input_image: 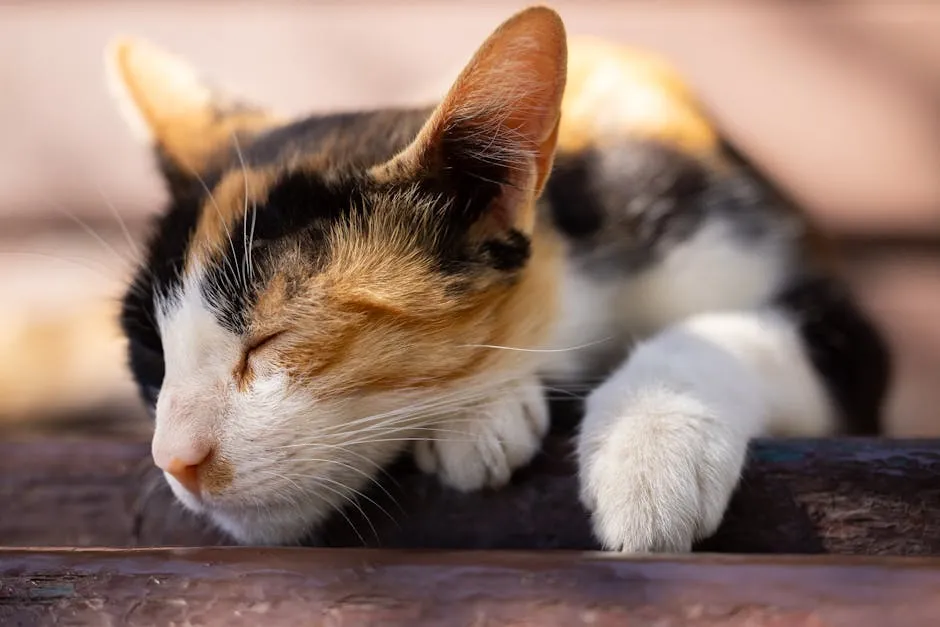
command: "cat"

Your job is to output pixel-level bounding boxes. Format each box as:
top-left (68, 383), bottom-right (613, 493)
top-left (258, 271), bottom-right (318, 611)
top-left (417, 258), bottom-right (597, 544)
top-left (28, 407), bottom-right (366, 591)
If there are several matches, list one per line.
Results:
top-left (108, 6), bottom-right (890, 551)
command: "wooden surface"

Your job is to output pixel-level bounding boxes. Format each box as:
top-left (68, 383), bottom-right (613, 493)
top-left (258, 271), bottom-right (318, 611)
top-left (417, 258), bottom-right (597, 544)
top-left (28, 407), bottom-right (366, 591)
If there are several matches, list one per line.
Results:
top-left (3, 436), bottom-right (940, 555)
top-left (3, 548), bottom-right (940, 626)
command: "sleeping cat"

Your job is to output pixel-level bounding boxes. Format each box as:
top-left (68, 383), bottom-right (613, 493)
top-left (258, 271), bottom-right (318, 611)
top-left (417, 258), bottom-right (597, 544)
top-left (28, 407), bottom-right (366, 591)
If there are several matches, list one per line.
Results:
top-left (109, 6), bottom-right (890, 551)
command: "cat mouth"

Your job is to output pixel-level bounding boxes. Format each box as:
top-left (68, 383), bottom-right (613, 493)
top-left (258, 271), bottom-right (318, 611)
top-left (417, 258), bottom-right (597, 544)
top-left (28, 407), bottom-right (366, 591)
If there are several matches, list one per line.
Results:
top-left (167, 481), bottom-right (295, 515)
top-left (163, 475), bottom-right (330, 544)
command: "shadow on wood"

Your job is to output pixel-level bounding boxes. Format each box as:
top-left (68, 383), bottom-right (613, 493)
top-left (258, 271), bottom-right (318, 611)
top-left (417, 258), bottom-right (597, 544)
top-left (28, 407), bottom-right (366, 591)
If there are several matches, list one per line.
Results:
top-left (2, 436), bottom-right (939, 554)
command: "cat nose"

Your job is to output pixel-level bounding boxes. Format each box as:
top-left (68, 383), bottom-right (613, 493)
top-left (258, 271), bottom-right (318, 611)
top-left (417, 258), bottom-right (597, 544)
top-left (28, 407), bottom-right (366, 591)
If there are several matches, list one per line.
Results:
top-left (152, 439), bottom-right (212, 496)
top-left (164, 456), bottom-right (206, 495)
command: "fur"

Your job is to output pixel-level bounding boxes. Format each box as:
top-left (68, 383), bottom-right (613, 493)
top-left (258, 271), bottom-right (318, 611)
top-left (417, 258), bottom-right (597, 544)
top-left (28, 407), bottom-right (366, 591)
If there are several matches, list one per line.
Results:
top-left (108, 6), bottom-right (891, 550)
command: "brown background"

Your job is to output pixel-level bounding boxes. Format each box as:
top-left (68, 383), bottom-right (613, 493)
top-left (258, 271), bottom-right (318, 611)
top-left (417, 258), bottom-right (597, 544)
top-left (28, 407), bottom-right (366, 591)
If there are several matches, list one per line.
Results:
top-left (1, 1), bottom-right (939, 435)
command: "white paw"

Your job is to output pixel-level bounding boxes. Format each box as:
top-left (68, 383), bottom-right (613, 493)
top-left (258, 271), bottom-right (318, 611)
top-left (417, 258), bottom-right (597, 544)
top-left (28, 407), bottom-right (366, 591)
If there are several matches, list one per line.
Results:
top-left (414, 377), bottom-right (549, 491)
top-left (578, 385), bottom-right (754, 553)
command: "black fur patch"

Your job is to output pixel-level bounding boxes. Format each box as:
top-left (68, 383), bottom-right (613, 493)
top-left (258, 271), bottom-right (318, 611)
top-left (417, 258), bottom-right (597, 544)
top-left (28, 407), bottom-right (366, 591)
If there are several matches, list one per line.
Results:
top-left (122, 106), bottom-right (541, 405)
top-left (775, 273), bottom-right (891, 435)
top-left (545, 142), bottom-right (711, 274)
top-left (201, 171), bottom-right (362, 334)
top-left (545, 140), bottom-right (798, 279)
top-left (545, 151), bottom-right (606, 238)
top-left (120, 174), bottom-right (210, 407)
top-left (415, 118), bottom-right (525, 275)
top-left (243, 108), bottom-right (433, 170)
top-left (480, 229), bottom-right (532, 272)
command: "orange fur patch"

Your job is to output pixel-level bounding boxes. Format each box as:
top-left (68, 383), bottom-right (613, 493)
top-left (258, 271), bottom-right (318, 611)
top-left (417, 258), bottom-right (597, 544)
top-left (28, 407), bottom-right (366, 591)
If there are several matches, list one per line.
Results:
top-left (252, 212), bottom-right (564, 400)
top-left (109, 37), bottom-right (281, 177)
top-left (559, 37), bottom-right (836, 267)
top-left (185, 166), bottom-right (279, 273)
top-left (560, 36), bottom-right (720, 160)
top-left (201, 452), bottom-right (236, 494)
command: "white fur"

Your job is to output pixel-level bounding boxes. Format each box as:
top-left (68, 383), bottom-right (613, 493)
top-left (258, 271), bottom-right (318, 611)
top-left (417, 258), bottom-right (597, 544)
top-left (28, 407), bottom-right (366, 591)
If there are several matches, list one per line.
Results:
top-left (152, 274), bottom-right (400, 543)
top-left (150, 199), bottom-right (836, 552)
top-left (577, 309), bottom-right (835, 551)
top-left (413, 375), bottom-right (549, 491)
top-left (621, 218), bottom-right (793, 332)
top-left (153, 274), bottom-right (342, 543)
top-left (543, 218), bottom-right (793, 382)
top-left (153, 270), bottom-right (548, 544)
top-left (539, 214), bottom-right (837, 552)
top-left (152, 275), bottom-right (238, 470)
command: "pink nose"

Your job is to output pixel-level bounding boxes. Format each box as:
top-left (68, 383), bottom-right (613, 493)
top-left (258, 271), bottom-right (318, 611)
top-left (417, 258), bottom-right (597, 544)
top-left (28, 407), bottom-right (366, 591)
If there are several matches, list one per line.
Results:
top-left (152, 439), bottom-right (212, 496)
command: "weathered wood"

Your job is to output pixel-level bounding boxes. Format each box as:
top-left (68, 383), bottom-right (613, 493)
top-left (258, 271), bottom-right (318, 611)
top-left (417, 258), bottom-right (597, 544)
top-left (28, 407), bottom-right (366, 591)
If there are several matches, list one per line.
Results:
top-left (2, 437), bottom-right (940, 554)
top-left (3, 548), bottom-right (940, 626)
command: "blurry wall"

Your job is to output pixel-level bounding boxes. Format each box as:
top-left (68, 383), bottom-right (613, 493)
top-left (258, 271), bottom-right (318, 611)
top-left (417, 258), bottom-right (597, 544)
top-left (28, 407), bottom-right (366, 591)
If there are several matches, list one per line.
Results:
top-left (0, 1), bottom-right (938, 435)
top-left (3, 1), bottom-right (939, 231)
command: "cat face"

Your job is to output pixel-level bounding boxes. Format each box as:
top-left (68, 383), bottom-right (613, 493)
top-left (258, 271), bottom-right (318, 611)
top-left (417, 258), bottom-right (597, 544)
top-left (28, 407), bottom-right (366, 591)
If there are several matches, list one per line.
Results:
top-left (111, 7), bottom-right (567, 543)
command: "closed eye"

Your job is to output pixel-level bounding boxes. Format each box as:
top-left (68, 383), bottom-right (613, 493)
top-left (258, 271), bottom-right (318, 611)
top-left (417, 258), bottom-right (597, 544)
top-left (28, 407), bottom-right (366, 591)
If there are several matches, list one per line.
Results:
top-left (235, 331), bottom-right (286, 384)
top-left (245, 331), bottom-right (286, 360)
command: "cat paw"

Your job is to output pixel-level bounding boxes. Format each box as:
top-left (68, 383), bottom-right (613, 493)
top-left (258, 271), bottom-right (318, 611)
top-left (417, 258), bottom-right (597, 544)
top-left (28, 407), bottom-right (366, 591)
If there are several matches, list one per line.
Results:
top-left (577, 385), bottom-right (752, 553)
top-left (414, 377), bottom-right (549, 491)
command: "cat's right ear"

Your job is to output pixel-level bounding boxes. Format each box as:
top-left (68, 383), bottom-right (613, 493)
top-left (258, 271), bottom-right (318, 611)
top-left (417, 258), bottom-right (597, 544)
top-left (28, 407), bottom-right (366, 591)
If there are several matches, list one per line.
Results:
top-left (106, 37), bottom-right (282, 193)
top-left (370, 6), bottom-right (567, 239)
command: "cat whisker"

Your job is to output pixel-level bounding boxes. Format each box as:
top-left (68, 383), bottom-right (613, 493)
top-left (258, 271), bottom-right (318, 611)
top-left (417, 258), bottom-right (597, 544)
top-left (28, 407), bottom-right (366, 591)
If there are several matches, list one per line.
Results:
top-left (542, 387), bottom-right (588, 401)
top-left (457, 336), bottom-right (613, 354)
top-left (0, 251), bottom-right (122, 284)
top-left (308, 383), bottom-right (501, 435)
top-left (254, 469), bottom-right (371, 546)
top-left (93, 181), bottom-right (142, 263)
top-left (130, 466), bottom-right (169, 545)
top-left (189, 164), bottom-right (243, 290)
top-left (279, 468), bottom-right (401, 530)
top-left (338, 423), bottom-right (484, 449)
top-left (341, 434), bottom-right (480, 448)
top-left (314, 390), bottom-right (503, 440)
top-left (288, 421), bottom-right (483, 448)
top-left (41, 198), bottom-right (137, 272)
top-left (310, 476), bottom-right (380, 544)
top-left (267, 440), bottom-right (400, 488)
top-left (230, 132), bottom-right (255, 288)
top-left (248, 198), bottom-right (259, 281)
top-left (274, 454), bottom-right (404, 518)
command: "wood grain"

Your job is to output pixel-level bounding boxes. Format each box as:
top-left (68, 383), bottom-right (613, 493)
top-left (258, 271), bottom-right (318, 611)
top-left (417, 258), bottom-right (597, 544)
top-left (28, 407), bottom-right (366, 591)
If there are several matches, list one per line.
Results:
top-left (3, 437), bottom-right (939, 555)
top-left (3, 548), bottom-right (940, 626)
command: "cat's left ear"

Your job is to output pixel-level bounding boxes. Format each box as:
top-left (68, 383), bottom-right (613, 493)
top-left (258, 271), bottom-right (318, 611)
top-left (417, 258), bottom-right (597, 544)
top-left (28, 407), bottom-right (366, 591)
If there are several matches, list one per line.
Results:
top-left (106, 37), bottom-right (281, 188)
top-left (371, 6), bottom-right (567, 237)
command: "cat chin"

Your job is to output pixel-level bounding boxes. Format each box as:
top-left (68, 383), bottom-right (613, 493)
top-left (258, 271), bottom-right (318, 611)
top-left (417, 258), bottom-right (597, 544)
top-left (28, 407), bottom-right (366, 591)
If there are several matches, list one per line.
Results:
top-left (207, 507), bottom-right (319, 546)
top-left (165, 474), bottom-right (323, 545)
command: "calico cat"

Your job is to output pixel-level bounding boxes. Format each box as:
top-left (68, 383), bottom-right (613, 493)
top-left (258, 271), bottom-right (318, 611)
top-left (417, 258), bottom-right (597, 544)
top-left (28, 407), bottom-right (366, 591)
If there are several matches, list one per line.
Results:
top-left (109, 6), bottom-right (890, 551)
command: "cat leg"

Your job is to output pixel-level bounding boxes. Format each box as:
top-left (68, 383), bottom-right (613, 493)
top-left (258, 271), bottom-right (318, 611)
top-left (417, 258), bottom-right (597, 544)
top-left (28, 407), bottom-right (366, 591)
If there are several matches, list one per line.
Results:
top-left (413, 376), bottom-right (549, 491)
top-left (577, 308), bottom-right (838, 552)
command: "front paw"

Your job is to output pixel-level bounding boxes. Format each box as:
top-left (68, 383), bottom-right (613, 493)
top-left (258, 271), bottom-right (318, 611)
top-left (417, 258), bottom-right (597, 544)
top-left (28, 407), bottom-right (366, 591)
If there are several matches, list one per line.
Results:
top-left (413, 377), bottom-right (549, 492)
top-left (578, 386), bottom-right (752, 552)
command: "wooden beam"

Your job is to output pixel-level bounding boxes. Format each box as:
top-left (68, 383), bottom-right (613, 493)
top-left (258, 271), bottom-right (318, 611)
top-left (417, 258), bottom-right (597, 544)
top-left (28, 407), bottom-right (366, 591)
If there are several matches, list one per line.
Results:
top-left (3, 437), bottom-right (940, 554)
top-left (3, 548), bottom-right (940, 626)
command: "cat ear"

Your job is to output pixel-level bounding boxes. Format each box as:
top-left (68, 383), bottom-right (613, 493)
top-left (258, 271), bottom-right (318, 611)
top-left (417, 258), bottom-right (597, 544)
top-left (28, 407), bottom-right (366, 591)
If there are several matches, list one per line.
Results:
top-left (371, 6), bottom-right (567, 236)
top-left (106, 37), bottom-right (281, 187)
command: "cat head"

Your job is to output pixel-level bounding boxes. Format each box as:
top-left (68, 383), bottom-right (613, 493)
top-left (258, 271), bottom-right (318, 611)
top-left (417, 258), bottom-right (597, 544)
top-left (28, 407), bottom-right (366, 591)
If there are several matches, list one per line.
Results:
top-left (109, 6), bottom-right (567, 544)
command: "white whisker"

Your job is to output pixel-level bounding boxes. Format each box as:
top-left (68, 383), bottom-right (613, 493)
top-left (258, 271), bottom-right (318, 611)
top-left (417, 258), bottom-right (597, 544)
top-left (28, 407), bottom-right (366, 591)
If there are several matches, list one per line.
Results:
top-left (93, 181), bottom-right (142, 263)
top-left (457, 337), bottom-right (612, 354)
top-left (231, 132), bottom-right (252, 288)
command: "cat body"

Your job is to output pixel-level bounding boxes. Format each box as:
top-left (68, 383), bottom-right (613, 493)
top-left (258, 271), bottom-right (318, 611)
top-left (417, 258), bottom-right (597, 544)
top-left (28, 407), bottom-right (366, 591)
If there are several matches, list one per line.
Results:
top-left (110, 7), bottom-right (889, 550)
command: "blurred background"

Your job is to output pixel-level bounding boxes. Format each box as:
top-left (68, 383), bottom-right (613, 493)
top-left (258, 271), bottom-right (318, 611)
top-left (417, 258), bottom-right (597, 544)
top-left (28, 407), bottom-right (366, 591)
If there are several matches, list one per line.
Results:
top-left (1, 0), bottom-right (939, 439)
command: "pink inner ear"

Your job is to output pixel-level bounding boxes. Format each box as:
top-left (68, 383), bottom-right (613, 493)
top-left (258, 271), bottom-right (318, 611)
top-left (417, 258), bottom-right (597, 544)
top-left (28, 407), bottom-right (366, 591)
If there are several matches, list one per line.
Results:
top-left (369, 7), bottom-right (567, 232)
top-left (438, 10), bottom-right (567, 156)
